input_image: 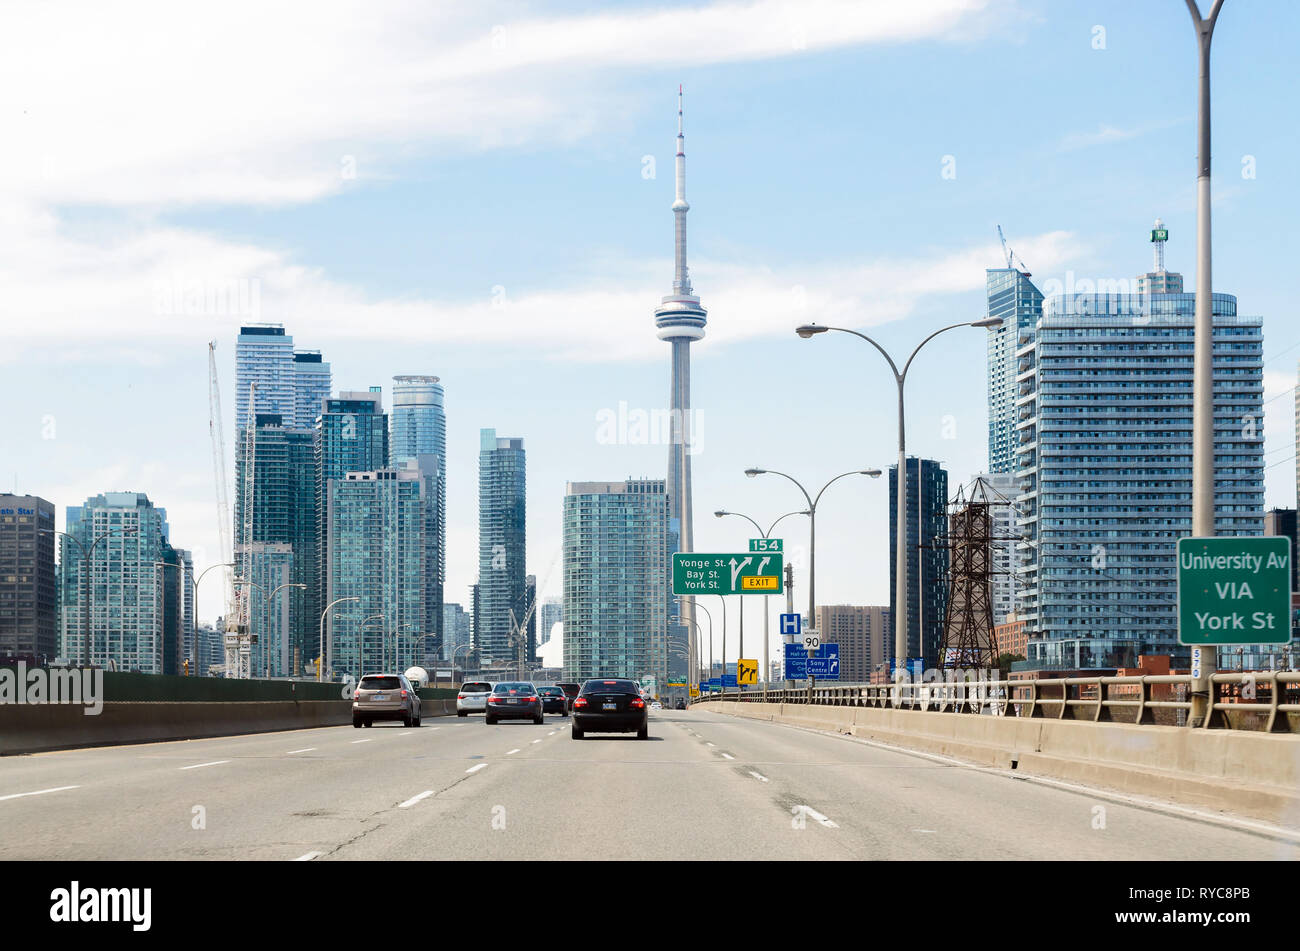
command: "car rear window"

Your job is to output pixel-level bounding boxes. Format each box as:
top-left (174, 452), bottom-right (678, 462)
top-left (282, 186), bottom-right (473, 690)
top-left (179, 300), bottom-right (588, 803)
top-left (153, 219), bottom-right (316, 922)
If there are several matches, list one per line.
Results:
top-left (580, 679), bottom-right (638, 695)
top-left (493, 682), bottom-right (533, 694)
top-left (460, 682), bottom-right (492, 693)
top-left (538, 687), bottom-right (562, 696)
top-left (360, 676), bottom-right (401, 690)
top-left (556, 683), bottom-right (580, 697)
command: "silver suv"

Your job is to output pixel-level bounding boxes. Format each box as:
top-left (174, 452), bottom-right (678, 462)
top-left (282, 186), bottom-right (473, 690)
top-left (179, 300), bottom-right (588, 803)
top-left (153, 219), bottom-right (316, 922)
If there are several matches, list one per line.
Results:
top-left (456, 681), bottom-right (494, 716)
top-left (353, 673), bottom-right (421, 728)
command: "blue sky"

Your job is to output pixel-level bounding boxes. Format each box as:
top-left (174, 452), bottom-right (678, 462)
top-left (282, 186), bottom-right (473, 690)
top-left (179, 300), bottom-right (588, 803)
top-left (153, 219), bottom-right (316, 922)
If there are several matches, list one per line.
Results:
top-left (2, 0), bottom-right (1297, 660)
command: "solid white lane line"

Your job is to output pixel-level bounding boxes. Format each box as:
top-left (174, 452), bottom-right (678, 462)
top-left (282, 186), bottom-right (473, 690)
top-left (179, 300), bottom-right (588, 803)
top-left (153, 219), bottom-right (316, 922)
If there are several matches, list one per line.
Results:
top-left (179, 760), bottom-right (230, 770)
top-left (293, 851), bottom-right (322, 861)
top-left (0, 785), bottom-right (80, 802)
top-left (721, 752), bottom-right (734, 760)
top-left (506, 748), bottom-right (520, 755)
top-left (466, 763), bottom-right (488, 774)
top-left (399, 791), bottom-right (434, 808)
top-left (351, 739), bottom-right (373, 744)
top-left (799, 806), bottom-right (838, 828)
top-left (286, 748), bottom-right (316, 755)
top-left (748, 771), bottom-right (769, 783)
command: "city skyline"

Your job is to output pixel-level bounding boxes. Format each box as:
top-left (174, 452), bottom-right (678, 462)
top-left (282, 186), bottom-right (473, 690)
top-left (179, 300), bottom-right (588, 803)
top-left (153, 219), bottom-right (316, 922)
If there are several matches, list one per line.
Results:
top-left (4, 2), bottom-right (1298, 657)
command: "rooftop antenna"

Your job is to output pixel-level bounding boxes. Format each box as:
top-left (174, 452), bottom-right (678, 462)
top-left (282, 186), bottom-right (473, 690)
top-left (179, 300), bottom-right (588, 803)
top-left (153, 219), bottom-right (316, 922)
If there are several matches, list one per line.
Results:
top-left (1151, 217), bottom-right (1169, 273)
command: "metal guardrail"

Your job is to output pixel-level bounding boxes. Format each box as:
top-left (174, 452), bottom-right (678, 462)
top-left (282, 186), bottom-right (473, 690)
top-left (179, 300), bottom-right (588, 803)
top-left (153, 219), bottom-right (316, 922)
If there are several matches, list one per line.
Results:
top-left (692, 671), bottom-right (1300, 733)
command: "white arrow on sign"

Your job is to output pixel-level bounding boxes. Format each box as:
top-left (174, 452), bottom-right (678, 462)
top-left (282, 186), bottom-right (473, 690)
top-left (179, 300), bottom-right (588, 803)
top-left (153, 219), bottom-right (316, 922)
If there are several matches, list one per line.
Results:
top-left (729, 556), bottom-right (753, 589)
top-left (756, 555), bottom-right (771, 578)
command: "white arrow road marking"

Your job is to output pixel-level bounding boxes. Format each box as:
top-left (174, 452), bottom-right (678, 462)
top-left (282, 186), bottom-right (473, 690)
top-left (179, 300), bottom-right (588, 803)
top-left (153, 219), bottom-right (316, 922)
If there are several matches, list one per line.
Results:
top-left (399, 791), bottom-right (434, 808)
top-left (466, 763), bottom-right (488, 774)
top-left (179, 761), bottom-right (229, 770)
top-left (798, 806), bottom-right (838, 828)
top-left (0, 785), bottom-right (80, 801)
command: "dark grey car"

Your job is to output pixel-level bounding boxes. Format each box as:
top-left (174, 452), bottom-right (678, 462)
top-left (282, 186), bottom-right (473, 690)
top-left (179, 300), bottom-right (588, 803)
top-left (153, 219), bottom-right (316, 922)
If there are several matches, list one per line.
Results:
top-left (485, 681), bottom-right (544, 725)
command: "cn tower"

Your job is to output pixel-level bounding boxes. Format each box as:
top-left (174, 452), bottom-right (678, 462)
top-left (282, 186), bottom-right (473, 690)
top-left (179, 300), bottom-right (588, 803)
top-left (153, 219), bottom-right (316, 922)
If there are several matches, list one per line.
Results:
top-left (655, 87), bottom-right (706, 687)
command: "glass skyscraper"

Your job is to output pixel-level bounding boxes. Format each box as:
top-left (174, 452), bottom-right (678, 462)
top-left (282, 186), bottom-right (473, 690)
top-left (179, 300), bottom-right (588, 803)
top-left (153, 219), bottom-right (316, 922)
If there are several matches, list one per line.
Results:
top-left (390, 376), bottom-right (446, 656)
top-left (1015, 277), bottom-right (1264, 668)
top-left (235, 413), bottom-right (316, 671)
top-left (986, 268), bottom-right (1044, 475)
top-left (888, 458), bottom-right (949, 669)
top-left (293, 351), bottom-right (332, 427)
top-left (0, 494), bottom-right (56, 662)
top-left (326, 466), bottom-right (431, 678)
top-left (235, 324), bottom-right (331, 431)
top-left (562, 479), bottom-right (668, 683)
top-left (477, 429), bottom-right (526, 664)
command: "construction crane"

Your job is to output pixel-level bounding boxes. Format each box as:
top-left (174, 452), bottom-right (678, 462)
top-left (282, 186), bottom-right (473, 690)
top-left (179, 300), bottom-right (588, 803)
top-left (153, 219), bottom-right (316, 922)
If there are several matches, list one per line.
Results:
top-left (996, 225), bottom-right (1031, 276)
top-left (208, 342), bottom-right (239, 675)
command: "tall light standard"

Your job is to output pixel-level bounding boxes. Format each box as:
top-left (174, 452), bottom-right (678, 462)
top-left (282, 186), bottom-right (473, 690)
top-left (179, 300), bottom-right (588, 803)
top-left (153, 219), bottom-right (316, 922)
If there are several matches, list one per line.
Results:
top-left (744, 469), bottom-right (880, 688)
top-left (153, 560), bottom-right (235, 675)
top-left (716, 509), bottom-right (809, 698)
top-left (390, 622), bottom-right (415, 672)
top-left (359, 614), bottom-right (385, 676)
top-left (44, 526), bottom-right (138, 668)
top-left (796, 319), bottom-right (1000, 678)
top-left (319, 596), bottom-right (360, 681)
top-left (451, 643), bottom-right (475, 684)
top-left (684, 597), bottom-right (714, 690)
top-left (1186, 0), bottom-right (1225, 725)
top-left (672, 613), bottom-right (703, 698)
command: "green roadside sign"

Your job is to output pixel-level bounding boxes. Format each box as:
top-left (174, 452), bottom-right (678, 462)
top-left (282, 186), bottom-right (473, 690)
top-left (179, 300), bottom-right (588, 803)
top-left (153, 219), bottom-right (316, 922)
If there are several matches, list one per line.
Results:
top-left (1177, 536), bottom-right (1293, 646)
top-left (672, 552), bottom-right (784, 596)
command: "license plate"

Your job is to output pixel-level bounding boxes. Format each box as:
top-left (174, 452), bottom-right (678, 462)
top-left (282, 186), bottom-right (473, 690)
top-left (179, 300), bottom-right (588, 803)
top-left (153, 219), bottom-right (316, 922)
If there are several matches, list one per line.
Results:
top-left (603, 703), bottom-right (617, 710)
top-left (507, 698), bottom-right (518, 704)
top-left (373, 695), bottom-right (385, 701)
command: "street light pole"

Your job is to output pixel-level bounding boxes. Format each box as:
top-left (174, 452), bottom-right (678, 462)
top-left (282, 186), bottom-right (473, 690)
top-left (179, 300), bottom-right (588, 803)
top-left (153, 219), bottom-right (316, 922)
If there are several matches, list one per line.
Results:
top-left (1186, 0), bottom-right (1225, 725)
top-left (716, 509), bottom-right (809, 698)
top-left (796, 319), bottom-right (1000, 680)
top-left (745, 468), bottom-right (881, 690)
top-left (319, 596), bottom-right (360, 681)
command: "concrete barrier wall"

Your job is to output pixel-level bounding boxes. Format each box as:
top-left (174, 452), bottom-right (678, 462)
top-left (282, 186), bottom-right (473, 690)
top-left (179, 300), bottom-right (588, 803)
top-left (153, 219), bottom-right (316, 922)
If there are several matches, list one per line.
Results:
top-left (0, 697), bottom-right (462, 756)
top-left (702, 701), bottom-right (1300, 826)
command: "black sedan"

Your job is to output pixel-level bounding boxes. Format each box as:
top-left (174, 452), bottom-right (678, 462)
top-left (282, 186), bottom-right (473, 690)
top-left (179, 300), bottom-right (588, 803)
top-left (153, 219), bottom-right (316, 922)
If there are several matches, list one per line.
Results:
top-left (537, 685), bottom-right (568, 716)
top-left (485, 682), bottom-right (544, 725)
top-left (571, 679), bottom-right (648, 740)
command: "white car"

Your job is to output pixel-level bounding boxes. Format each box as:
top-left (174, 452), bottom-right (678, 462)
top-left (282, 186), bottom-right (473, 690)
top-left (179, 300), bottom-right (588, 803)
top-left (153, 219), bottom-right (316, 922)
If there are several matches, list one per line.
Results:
top-left (456, 680), bottom-right (494, 716)
top-left (650, 701), bottom-right (663, 711)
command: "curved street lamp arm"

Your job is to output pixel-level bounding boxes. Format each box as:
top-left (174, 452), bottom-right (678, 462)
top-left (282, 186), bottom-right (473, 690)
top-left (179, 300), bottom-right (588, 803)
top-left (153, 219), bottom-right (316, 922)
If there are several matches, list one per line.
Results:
top-left (717, 511), bottom-right (765, 537)
top-left (901, 321), bottom-right (980, 380)
top-left (813, 470), bottom-right (874, 509)
top-left (756, 469), bottom-right (814, 512)
top-left (815, 326), bottom-right (902, 381)
top-left (766, 509), bottom-right (811, 536)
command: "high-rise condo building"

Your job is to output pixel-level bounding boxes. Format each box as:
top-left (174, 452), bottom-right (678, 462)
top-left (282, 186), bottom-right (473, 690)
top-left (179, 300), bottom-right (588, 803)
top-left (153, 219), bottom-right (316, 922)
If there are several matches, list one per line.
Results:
top-left (815, 605), bottom-right (891, 683)
top-left (442, 602), bottom-right (471, 661)
top-left (539, 597), bottom-right (562, 645)
top-left (986, 267), bottom-right (1044, 475)
top-left (60, 492), bottom-right (173, 673)
top-left (0, 495), bottom-right (57, 662)
top-left (1015, 232), bottom-right (1263, 668)
top-left (477, 429), bottom-right (526, 665)
top-left (562, 479), bottom-right (669, 684)
top-left (888, 459), bottom-right (949, 669)
top-left (390, 375), bottom-right (446, 656)
top-left (235, 325), bottom-right (332, 431)
top-left (240, 542), bottom-right (293, 677)
top-left (235, 413), bottom-right (316, 670)
top-left (326, 463), bottom-right (433, 678)
top-left (294, 351), bottom-right (332, 427)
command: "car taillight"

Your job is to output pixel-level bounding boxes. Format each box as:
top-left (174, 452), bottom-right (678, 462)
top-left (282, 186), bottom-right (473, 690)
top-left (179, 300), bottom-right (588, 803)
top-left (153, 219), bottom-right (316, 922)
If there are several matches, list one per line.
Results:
top-left (353, 690), bottom-right (360, 700)
top-left (631, 698), bottom-right (645, 709)
top-left (574, 697), bottom-right (587, 708)
top-left (401, 689), bottom-right (408, 698)
top-left (458, 694), bottom-right (464, 699)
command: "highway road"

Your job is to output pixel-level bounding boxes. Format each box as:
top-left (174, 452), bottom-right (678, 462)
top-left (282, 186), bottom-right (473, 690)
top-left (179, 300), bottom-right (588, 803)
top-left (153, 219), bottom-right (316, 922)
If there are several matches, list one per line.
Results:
top-left (2, 708), bottom-right (1296, 860)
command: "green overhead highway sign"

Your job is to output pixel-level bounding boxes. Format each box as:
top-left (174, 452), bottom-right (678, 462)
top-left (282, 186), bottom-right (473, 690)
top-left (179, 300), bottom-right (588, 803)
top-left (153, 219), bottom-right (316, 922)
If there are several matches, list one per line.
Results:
top-left (672, 552), bottom-right (785, 596)
top-left (1177, 536), bottom-right (1292, 646)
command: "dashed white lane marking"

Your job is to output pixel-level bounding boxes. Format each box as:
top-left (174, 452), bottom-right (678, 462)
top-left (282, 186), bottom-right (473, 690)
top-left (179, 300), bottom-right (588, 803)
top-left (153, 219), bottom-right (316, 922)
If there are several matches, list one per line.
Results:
top-left (721, 752), bottom-right (734, 760)
top-left (286, 748), bottom-right (315, 755)
top-left (748, 771), bottom-right (769, 783)
top-left (292, 851), bottom-right (322, 861)
top-left (531, 739), bottom-right (543, 744)
top-left (548, 731), bottom-right (557, 736)
top-left (798, 806), bottom-right (838, 828)
top-left (179, 760), bottom-right (229, 770)
top-left (913, 829), bottom-right (938, 834)
top-left (466, 763), bottom-right (488, 774)
top-left (0, 785), bottom-right (80, 801)
top-left (399, 790), bottom-right (434, 808)
top-left (705, 742), bottom-right (715, 747)
top-left (506, 748), bottom-right (520, 755)
top-left (399, 732), bottom-right (412, 736)
top-left (351, 739), bottom-right (372, 744)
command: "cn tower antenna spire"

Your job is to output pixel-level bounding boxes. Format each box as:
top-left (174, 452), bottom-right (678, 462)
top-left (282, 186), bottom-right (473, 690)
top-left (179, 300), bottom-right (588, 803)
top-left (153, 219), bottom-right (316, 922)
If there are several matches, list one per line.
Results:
top-left (673, 85), bottom-right (691, 295)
